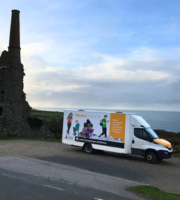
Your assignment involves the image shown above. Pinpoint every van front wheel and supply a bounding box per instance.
[145,151,158,164]
[83,143,93,154]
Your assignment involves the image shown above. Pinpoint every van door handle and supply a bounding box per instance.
[132,140,135,144]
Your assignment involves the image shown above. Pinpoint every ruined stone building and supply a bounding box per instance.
[0,10,31,135]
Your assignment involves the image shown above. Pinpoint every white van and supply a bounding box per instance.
[62,109,172,164]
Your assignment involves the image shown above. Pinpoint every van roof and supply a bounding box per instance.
[64,109,138,115]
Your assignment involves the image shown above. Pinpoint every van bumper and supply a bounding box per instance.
[157,150,172,159]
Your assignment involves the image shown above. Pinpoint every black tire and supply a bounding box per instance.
[158,158,163,161]
[145,151,158,164]
[83,143,93,154]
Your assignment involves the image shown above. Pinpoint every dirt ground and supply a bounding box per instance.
[0,140,62,158]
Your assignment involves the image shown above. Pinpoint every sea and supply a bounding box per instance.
[39,108,180,133]
[123,110,180,133]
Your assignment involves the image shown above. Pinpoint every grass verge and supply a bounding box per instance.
[0,136,61,143]
[31,110,63,121]
[129,185,180,200]
[173,153,180,159]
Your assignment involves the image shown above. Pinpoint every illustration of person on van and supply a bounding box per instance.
[99,115,109,137]
[87,123,94,137]
[79,120,94,138]
[79,122,88,137]
[73,120,80,136]
[67,113,73,134]
[86,119,91,128]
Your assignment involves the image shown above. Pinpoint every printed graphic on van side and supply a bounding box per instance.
[63,111,126,147]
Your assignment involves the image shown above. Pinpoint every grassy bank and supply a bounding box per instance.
[30,110,63,139]
[173,153,180,158]
[154,130,180,153]
[31,110,63,121]
[129,185,180,200]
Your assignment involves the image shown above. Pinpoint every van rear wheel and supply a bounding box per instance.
[145,151,158,164]
[83,143,93,154]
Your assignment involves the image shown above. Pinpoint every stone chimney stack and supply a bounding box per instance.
[8,10,21,63]
[9,10,20,50]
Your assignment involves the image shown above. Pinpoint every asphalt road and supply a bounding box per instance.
[0,168,123,200]
[37,145,180,194]
[0,157,144,200]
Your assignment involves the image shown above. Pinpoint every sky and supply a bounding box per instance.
[0,0,180,111]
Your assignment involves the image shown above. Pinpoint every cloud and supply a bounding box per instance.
[19,46,180,111]
[1,39,180,111]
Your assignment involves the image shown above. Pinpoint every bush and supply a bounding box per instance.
[154,129,180,152]
[43,118,63,139]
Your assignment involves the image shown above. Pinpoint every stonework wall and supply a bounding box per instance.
[0,50,31,135]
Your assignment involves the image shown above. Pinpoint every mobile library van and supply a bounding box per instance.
[62,109,172,163]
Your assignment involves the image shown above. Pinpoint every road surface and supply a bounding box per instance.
[0,156,144,200]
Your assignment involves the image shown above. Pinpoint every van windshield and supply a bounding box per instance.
[146,128,159,139]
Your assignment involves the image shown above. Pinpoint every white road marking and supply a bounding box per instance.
[2,174,17,179]
[94,198,104,200]
[42,184,65,191]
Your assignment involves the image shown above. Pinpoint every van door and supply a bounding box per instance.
[131,128,150,156]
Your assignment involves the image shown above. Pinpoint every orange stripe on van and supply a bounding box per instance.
[154,139,172,149]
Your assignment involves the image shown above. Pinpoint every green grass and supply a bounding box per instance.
[173,153,180,158]
[31,110,63,121]
[129,185,180,200]
[0,135,61,142]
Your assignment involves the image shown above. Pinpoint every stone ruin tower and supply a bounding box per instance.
[0,10,31,135]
